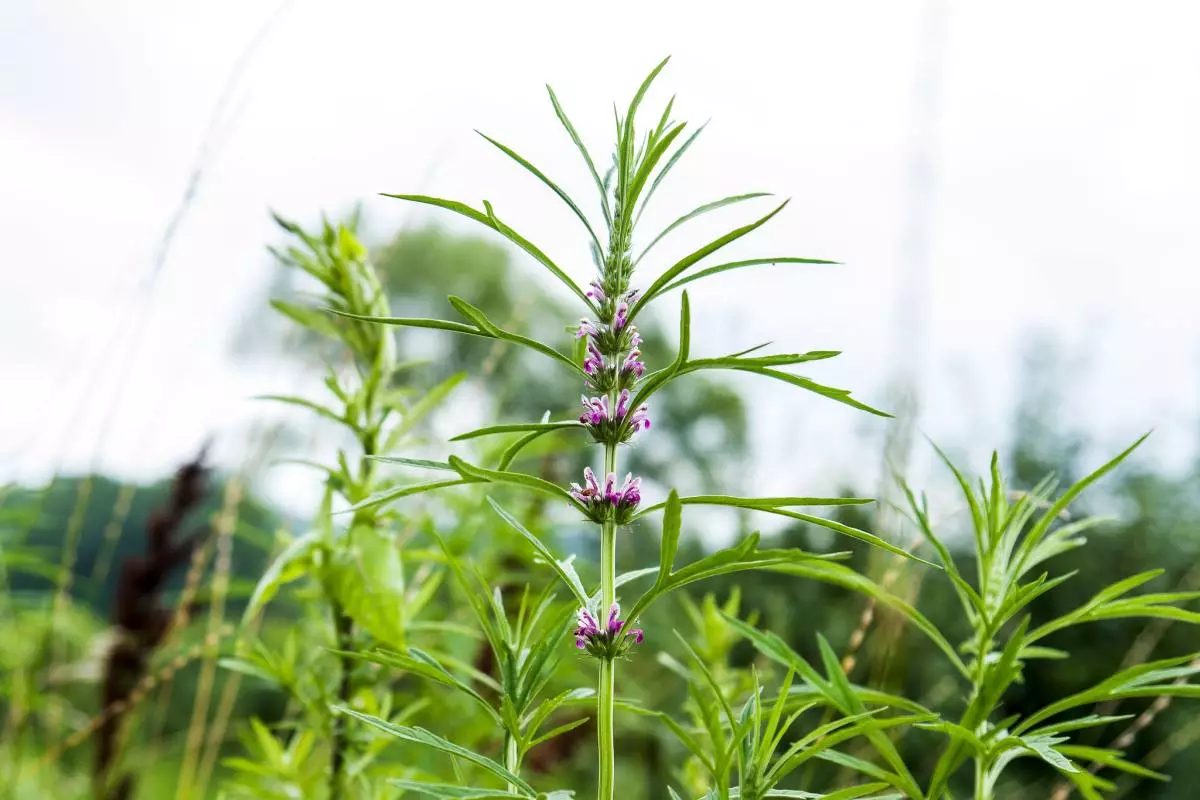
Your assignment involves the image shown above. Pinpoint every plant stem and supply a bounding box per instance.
[330,603,354,799]
[974,755,989,800]
[597,441,618,800]
[504,733,520,794]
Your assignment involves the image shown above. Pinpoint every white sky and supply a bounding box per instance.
[2,0,1199,513]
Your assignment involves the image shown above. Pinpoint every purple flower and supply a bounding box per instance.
[587,280,607,303]
[568,467,602,505]
[579,395,609,426]
[621,348,645,378]
[584,340,606,376]
[629,404,650,432]
[576,318,601,339]
[607,473,641,510]
[614,300,630,332]
[574,602,644,659]
[569,468,642,524]
[575,607,602,648]
[580,391,650,442]
[615,390,651,434]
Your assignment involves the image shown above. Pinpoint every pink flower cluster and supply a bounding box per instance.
[568,467,642,524]
[574,602,644,659]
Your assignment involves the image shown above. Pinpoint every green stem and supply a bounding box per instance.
[974,755,989,800]
[504,734,520,794]
[330,604,354,800]
[597,441,618,800]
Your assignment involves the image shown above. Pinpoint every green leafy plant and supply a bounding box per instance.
[332,57,929,800]
[893,439,1200,799]
[228,214,462,798]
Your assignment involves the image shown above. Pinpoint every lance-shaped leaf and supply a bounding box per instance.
[254,394,345,427]
[632,200,791,316]
[242,529,323,624]
[636,193,771,263]
[635,119,710,223]
[379,194,591,308]
[621,532,844,627]
[446,296,583,375]
[546,84,610,228]
[632,494,873,522]
[655,256,838,295]
[451,420,584,441]
[345,478,475,514]
[487,497,589,607]
[450,457,582,508]
[477,131,601,253]
[339,646,501,725]
[631,354,885,420]
[627,122,688,210]
[334,709,537,796]
[1014,652,1200,735]
[1013,432,1150,572]
[388,781,527,799]
[773,559,966,677]
[722,617,925,798]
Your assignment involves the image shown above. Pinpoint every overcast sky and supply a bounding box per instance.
[2,1,1198,512]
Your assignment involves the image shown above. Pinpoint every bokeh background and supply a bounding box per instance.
[3,1,1200,798]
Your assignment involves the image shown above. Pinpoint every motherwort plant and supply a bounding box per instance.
[330,58,929,799]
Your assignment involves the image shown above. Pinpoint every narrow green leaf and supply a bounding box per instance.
[633,494,873,521]
[243,530,322,623]
[762,508,936,566]
[637,193,771,263]
[450,457,580,507]
[546,84,611,228]
[447,296,583,375]
[345,478,474,513]
[334,709,536,796]
[486,497,589,607]
[636,121,709,222]
[451,421,584,441]
[477,131,602,252]
[327,307,484,337]
[659,490,682,579]
[368,456,458,472]
[381,194,591,307]
[634,201,791,314]
[253,394,344,426]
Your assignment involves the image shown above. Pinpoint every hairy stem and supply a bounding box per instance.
[598,441,618,800]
